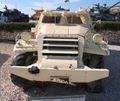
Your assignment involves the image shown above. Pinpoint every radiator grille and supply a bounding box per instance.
[42,37,79,56]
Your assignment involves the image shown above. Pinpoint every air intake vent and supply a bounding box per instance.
[42,37,78,56]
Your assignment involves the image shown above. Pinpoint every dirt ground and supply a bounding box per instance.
[0,41,120,101]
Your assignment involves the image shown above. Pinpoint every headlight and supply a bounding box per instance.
[93,34,103,44]
[21,32,31,42]
[99,41,108,51]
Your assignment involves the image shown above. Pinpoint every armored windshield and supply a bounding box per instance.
[42,12,83,24]
[67,16,82,24]
[42,16,61,23]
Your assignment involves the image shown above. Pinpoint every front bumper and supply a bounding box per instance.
[10,65,109,83]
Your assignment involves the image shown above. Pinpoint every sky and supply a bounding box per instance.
[0,0,119,16]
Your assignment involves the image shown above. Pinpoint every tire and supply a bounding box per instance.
[86,80,104,93]
[83,54,104,69]
[88,54,104,69]
[83,54,104,93]
[11,52,38,90]
[12,52,37,66]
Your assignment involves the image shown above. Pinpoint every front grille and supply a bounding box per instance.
[42,36,79,57]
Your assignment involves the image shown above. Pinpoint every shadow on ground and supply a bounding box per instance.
[0,53,10,67]
[11,74,86,97]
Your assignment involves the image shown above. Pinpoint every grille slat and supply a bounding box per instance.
[43,44,78,48]
[44,38,78,42]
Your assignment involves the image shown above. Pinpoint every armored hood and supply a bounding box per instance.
[40,24,89,36]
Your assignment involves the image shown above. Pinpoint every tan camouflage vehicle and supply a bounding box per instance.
[11,9,110,92]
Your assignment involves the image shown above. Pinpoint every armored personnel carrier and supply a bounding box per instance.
[11,9,110,92]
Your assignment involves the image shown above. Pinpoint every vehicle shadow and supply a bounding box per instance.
[87,48,120,101]
[11,74,86,98]
[0,53,10,67]
[26,82,86,97]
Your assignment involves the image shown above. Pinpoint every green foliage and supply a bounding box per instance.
[0,23,35,32]
[0,21,119,32]
[95,21,120,31]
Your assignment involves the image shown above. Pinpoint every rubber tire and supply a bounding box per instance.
[11,52,37,90]
[12,52,37,66]
[86,80,104,93]
[83,54,104,93]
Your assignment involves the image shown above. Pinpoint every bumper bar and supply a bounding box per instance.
[10,66,109,83]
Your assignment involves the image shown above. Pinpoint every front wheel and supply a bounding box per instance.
[11,52,38,90]
[12,52,37,66]
[83,54,104,93]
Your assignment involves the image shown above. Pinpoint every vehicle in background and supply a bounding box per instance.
[0,5,29,22]
[90,1,120,21]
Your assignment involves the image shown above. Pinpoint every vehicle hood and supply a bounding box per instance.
[40,24,89,36]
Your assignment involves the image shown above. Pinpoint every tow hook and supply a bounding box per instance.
[28,66,40,74]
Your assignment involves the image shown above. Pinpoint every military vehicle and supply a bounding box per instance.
[90,1,120,21]
[11,9,110,92]
[1,5,29,22]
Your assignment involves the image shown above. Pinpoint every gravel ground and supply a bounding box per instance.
[0,41,120,101]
